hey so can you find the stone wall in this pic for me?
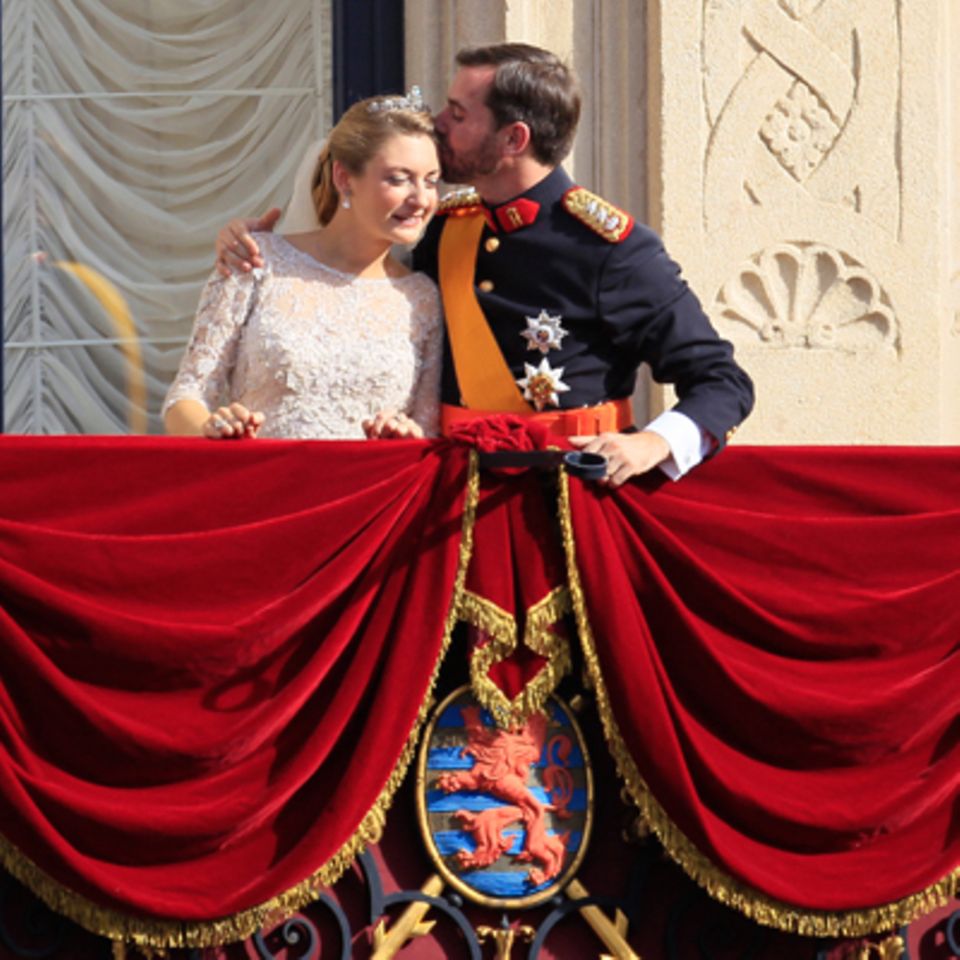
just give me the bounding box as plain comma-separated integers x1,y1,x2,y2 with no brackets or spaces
948,0,960,440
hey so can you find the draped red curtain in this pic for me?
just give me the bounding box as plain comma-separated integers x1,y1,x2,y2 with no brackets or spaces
563,446,960,926
0,434,956,946
0,437,471,942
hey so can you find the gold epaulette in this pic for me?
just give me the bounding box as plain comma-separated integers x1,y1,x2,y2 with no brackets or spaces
437,187,482,215
562,187,634,242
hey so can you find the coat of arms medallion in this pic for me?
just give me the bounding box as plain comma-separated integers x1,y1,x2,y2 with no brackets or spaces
416,685,594,908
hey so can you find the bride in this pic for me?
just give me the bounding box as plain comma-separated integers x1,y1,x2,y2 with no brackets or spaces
163,89,442,441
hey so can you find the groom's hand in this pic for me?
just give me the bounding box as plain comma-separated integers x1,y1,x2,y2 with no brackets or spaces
215,208,282,277
569,430,671,486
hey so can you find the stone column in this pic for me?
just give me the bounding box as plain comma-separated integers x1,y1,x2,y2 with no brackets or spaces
947,0,960,440
649,0,956,444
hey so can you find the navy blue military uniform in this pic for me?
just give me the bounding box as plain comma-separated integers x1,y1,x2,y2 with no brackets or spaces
412,166,753,448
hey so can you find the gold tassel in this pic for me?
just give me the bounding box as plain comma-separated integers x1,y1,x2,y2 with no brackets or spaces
462,586,572,727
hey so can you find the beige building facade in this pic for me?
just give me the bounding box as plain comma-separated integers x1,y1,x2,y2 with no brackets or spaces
407,0,959,445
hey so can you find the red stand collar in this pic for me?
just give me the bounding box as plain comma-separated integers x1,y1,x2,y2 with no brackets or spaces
490,198,541,233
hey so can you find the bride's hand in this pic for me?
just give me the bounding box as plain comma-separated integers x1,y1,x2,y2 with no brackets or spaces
362,411,424,440
203,403,265,439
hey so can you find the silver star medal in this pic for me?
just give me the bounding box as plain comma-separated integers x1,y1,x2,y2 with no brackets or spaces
516,357,571,411
520,310,567,354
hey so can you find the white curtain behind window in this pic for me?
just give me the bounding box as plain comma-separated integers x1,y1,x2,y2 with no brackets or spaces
2,0,331,433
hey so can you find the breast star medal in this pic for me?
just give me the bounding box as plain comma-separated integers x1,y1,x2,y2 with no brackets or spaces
520,310,567,354
517,357,570,410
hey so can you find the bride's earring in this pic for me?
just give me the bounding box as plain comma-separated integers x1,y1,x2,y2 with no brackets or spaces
341,192,351,210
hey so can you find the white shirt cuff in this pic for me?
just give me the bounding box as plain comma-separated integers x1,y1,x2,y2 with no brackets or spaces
643,410,712,481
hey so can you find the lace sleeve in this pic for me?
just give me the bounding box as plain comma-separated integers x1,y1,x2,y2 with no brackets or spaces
407,279,443,437
162,268,262,417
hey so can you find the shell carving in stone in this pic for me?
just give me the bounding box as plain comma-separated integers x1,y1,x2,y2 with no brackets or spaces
713,243,899,353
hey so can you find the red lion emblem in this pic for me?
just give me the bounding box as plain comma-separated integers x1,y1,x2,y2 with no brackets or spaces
437,707,574,887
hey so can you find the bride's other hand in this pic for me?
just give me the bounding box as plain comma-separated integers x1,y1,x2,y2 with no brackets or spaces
362,410,424,440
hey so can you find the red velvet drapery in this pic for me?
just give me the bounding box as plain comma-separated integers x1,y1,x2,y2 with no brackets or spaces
0,435,956,946
561,445,959,931
0,437,471,943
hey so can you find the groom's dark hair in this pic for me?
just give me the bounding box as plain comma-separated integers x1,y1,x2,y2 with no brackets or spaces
455,43,581,167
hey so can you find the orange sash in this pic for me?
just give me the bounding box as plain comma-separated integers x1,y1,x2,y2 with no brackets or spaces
438,214,531,413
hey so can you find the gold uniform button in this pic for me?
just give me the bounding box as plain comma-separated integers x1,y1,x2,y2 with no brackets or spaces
484,237,500,253
478,279,495,293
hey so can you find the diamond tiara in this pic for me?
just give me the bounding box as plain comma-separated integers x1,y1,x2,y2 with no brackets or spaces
367,85,427,114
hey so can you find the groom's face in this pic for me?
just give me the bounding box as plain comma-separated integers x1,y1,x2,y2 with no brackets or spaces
434,66,505,185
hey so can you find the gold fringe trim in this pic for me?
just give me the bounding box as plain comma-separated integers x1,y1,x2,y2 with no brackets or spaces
556,468,960,938
461,585,572,728
0,451,482,950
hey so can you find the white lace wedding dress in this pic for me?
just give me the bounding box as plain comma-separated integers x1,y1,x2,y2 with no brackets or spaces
163,232,442,438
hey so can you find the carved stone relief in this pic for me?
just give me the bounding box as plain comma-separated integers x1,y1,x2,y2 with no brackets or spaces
655,0,947,440
702,0,900,235
759,80,840,182
777,0,826,19
713,242,899,354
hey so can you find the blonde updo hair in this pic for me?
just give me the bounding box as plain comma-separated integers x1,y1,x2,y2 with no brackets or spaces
312,93,436,226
